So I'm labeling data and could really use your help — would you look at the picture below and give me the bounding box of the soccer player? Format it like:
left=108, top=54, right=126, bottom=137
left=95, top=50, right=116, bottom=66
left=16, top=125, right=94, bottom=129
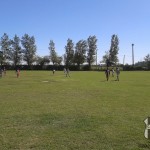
left=0, top=68, right=2, bottom=77
left=105, top=68, right=110, bottom=81
left=16, top=69, right=20, bottom=78
left=64, top=68, right=66, bottom=74
left=111, top=68, right=115, bottom=77
left=116, top=67, right=120, bottom=81
left=52, top=69, right=55, bottom=75
left=66, top=68, right=70, bottom=77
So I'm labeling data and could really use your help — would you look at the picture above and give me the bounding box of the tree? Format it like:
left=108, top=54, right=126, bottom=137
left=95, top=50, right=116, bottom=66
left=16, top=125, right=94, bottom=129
left=0, top=51, right=3, bottom=66
left=36, top=55, right=50, bottom=66
left=21, top=34, right=36, bottom=68
left=11, top=35, right=22, bottom=66
left=74, top=40, right=87, bottom=69
left=49, top=40, right=57, bottom=65
left=87, top=35, right=97, bottom=69
left=102, top=51, right=112, bottom=67
left=109, top=34, right=119, bottom=64
left=102, top=51, right=109, bottom=63
left=144, top=54, right=150, bottom=69
left=64, top=39, right=74, bottom=67
left=0, top=33, right=11, bottom=65
left=56, top=56, right=63, bottom=65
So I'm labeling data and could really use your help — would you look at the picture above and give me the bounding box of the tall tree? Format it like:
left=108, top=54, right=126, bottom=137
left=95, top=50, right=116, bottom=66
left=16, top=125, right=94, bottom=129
left=64, top=39, right=74, bottom=67
left=144, top=54, right=150, bottom=69
left=21, top=34, right=36, bottom=68
left=109, top=34, right=119, bottom=64
left=0, top=51, right=3, bottom=66
left=0, top=33, right=11, bottom=65
left=11, top=35, right=22, bottom=66
left=74, top=40, right=87, bottom=69
left=87, top=35, right=97, bottom=69
left=49, top=40, right=57, bottom=65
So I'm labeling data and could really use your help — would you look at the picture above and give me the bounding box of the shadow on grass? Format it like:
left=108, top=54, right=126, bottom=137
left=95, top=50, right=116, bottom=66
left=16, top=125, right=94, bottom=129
left=100, top=80, right=107, bottom=82
left=100, top=79, right=119, bottom=82
left=138, top=143, right=150, bottom=149
left=110, top=79, right=119, bottom=82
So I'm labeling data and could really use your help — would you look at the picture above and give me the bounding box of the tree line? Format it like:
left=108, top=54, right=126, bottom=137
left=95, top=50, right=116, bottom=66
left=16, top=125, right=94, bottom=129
left=1, top=33, right=149, bottom=70
left=0, top=33, right=99, bottom=69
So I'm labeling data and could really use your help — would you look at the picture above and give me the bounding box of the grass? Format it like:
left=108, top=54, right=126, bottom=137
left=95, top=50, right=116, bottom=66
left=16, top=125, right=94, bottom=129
left=0, top=70, right=150, bottom=150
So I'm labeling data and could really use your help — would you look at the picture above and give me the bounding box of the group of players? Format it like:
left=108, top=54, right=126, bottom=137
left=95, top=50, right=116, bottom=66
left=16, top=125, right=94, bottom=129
left=52, top=67, right=120, bottom=81
left=0, top=67, right=6, bottom=77
left=1, top=67, right=120, bottom=81
left=0, top=67, right=20, bottom=78
left=105, top=67, right=120, bottom=81
left=52, top=68, right=70, bottom=77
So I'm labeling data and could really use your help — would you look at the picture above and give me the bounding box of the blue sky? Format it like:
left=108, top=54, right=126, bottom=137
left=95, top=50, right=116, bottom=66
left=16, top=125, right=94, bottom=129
left=0, top=0, right=150, bottom=64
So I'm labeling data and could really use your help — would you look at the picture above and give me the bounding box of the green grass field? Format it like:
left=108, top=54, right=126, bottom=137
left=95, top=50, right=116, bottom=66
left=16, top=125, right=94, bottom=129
left=0, top=71, right=150, bottom=150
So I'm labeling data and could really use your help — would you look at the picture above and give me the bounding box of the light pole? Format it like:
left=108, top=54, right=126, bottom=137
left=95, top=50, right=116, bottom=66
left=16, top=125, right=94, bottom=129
left=132, top=44, right=134, bottom=66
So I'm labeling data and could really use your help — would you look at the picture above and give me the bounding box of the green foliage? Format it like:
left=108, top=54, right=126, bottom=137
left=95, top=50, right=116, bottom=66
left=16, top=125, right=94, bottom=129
left=49, top=40, right=58, bottom=65
left=102, top=51, right=109, bottom=63
left=87, top=35, right=97, bottom=69
left=0, top=33, right=11, bottom=65
left=144, top=54, right=150, bottom=69
left=56, top=56, right=63, bottom=65
left=0, top=51, right=3, bottom=65
left=21, top=34, right=37, bottom=67
left=109, top=34, right=119, bottom=64
left=36, top=56, right=50, bottom=67
left=10, top=35, right=22, bottom=66
left=74, top=40, right=87, bottom=69
left=64, top=39, right=74, bottom=67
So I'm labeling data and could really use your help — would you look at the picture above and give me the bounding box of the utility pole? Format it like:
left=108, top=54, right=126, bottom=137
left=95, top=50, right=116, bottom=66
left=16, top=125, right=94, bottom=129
left=132, top=44, right=134, bottom=66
